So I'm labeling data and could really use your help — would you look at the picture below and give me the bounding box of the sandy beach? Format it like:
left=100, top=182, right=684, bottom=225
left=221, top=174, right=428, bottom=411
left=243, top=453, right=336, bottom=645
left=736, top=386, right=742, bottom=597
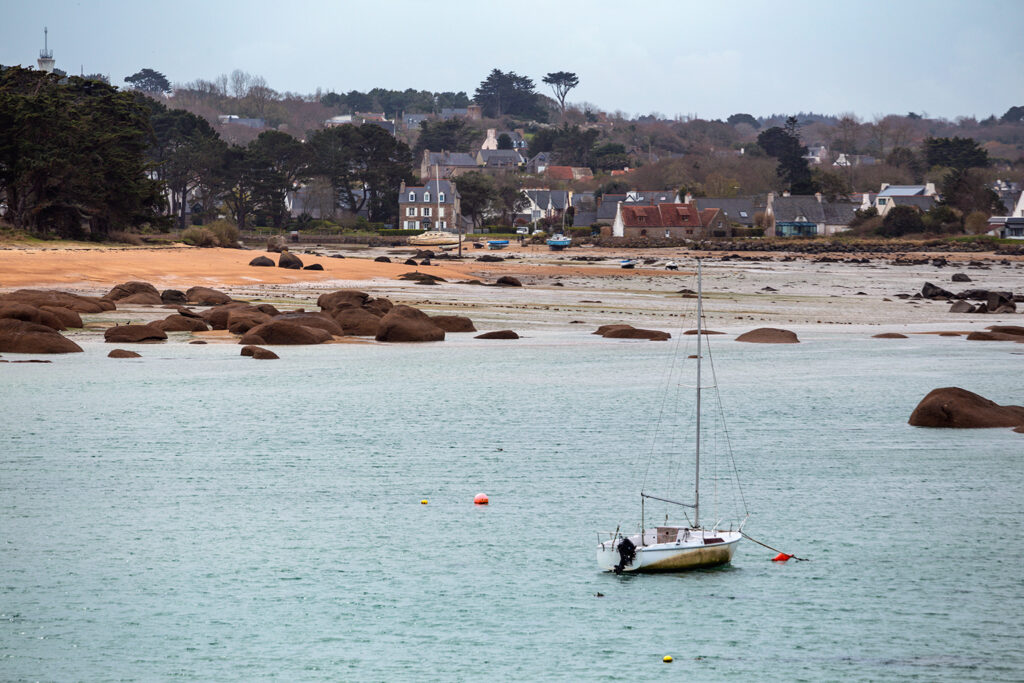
left=1, top=242, right=1022, bottom=334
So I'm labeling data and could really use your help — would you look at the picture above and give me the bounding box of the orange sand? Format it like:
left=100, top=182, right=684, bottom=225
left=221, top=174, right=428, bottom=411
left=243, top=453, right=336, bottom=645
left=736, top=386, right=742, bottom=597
left=0, top=247, right=474, bottom=290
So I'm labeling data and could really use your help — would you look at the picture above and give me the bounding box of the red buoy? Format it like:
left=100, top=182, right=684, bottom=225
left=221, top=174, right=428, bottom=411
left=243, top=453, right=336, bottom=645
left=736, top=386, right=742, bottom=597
left=772, top=552, right=792, bottom=562
left=473, top=493, right=489, bottom=505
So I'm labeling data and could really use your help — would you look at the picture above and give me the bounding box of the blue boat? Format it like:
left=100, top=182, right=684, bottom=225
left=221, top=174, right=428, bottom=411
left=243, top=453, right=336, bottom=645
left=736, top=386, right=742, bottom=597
left=488, top=240, right=509, bottom=250
left=546, top=234, right=572, bottom=250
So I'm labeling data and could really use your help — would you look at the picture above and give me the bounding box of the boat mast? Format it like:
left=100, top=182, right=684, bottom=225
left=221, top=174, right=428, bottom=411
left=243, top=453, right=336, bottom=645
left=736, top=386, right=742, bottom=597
left=694, top=259, right=702, bottom=528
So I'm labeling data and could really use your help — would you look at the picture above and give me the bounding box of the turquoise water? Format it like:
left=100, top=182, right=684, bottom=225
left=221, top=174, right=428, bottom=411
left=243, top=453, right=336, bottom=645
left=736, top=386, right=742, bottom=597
left=1, top=332, right=1022, bottom=681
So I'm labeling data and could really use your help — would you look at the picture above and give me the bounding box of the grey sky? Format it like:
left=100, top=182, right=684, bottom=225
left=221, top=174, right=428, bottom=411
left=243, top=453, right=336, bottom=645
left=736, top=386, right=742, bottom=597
left=3, top=0, right=1022, bottom=121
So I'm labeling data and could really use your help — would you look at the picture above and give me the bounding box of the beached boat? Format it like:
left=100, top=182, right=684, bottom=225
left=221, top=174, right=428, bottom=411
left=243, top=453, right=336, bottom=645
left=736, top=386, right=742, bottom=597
left=408, top=231, right=463, bottom=246
left=547, top=234, right=572, bottom=250
left=620, top=259, right=636, bottom=269
left=597, top=260, right=747, bottom=573
left=488, top=240, right=509, bottom=250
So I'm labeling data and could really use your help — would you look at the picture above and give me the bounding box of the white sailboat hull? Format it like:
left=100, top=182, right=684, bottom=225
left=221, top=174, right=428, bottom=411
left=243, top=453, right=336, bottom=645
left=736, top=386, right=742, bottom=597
left=597, top=528, right=741, bottom=573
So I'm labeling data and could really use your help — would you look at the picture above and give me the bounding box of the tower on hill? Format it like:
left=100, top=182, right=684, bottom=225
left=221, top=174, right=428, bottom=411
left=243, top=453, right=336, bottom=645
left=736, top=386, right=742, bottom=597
left=37, top=27, right=55, bottom=73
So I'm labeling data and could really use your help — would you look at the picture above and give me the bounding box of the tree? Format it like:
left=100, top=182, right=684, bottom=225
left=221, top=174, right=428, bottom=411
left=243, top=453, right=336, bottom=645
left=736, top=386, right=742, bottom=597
left=308, top=124, right=413, bottom=223
left=939, top=167, right=1005, bottom=216
left=218, top=145, right=260, bottom=229
left=494, top=175, right=528, bottom=225
left=124, top=68, right=171, bottom=94
left=590, top=142, right=629, bottom=171
left=757, top=116, right=816, bottom=194
left=0, top=67, right=165, bottom=238
left=964, top=210, right=990, bottom=235
left=474, top=69, right=547, bottom=121
left=726, top=113, right=759, bottom=129
left=922, top=136, right=989, bottom=170
left=413, top=118, right=479, bottom=156
left=454, top=172, right=497, bottom=228
left=812, top=168, right=852, bottom=201
left=496, top=133, right=513, bottom=150
left=542, top=71, right=579, bottom=120
left=1000, top=105, right=1024, bottom=124
left=247, top=130, right=311, bottom=228
left=879, top=205, right=924, bottom=237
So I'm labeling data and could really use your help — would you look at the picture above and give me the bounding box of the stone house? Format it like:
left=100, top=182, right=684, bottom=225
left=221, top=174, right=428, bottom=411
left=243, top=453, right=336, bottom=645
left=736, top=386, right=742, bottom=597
left=398, top=179, right=460, bottom=231
left=611, top=202, right=728, bottom=239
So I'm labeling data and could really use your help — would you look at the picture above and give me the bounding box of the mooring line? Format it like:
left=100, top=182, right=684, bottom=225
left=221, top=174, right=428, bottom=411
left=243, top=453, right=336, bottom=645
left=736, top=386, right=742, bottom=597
left=741, top=531, right=809, bottom=561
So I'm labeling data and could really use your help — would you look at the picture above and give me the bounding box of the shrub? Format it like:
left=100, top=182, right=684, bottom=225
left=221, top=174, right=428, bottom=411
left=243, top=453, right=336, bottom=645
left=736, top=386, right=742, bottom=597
left=181, top=226, right=217, bottom=247
left=207, top=219, right=240, bottom=247
left=878, top=205, right=924, bottom=237
left=108, top=230, right=143, bottom=246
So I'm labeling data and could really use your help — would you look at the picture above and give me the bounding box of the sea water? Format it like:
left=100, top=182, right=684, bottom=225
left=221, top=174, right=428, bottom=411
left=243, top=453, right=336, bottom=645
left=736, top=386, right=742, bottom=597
left=1, top=331, right=1022, bottom=681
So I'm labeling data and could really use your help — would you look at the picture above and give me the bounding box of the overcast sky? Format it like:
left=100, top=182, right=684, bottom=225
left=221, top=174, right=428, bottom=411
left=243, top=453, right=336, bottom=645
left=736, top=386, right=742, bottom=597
left=3, top=0, right=1022, bottom=121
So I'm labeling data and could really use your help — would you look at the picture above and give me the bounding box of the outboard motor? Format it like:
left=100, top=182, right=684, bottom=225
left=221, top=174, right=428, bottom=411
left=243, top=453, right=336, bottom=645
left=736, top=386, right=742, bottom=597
left=613, top=537, right=637, bottom=574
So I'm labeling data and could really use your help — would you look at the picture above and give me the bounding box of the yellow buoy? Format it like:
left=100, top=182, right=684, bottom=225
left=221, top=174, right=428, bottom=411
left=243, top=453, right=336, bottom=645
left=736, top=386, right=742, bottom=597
left=663, top=655, right=673, bottom=663
left=420, top=499, right=428, bottom=505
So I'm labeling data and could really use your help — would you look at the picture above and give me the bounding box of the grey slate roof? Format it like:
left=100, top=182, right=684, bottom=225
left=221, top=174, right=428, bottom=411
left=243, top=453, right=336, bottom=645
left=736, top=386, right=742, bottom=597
left=573, top=209, right=597, bottom=227
left=571, top=192, right=596, bottom=208
left=627, top=190, right=677, bottom=204
left=596, top=194, right=627, bottom=220
left=525, top=189, right=551, bottom=209
left=773, top=196, right=826, bottom=223
left=427, top=151, right=478, bottom=167
left=890, top=196, right=937, bottom=211
left=478, top=149, right=524, bottom=166
left=694, top=198, right=757, bottom=226
left=550, top=190, right=570, bottom=210
left=822, top=201, right=858, bottom=226
left=398, top=179, right=457, bottom=204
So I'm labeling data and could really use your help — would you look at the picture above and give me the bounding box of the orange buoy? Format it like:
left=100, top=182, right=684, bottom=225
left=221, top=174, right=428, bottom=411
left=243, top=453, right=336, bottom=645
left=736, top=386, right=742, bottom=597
left=772, top=552, right=793, bottom=562
left=473, top=493, right=489, bottom=505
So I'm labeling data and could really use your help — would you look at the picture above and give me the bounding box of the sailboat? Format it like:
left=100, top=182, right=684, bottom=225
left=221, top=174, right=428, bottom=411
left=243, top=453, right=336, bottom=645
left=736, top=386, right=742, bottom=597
left=597, top=260, right=747, bottom=573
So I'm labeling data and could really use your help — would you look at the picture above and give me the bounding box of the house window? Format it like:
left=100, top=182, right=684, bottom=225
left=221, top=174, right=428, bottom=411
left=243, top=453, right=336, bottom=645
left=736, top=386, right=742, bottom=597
left=686, top=229, right=694, bottom=235
left=664, top=230, right=670, bottom=238
left=405, top=220, right=417, bottom=229
left=408, top=192, right=415, bottom=202
left=437, top=220, right=447, bottom=229
left=424, top=192, right=430, bottom=202
left=406, top=207, right=417, bottom=217
left=878, top=198, right=887, bottom=205
left=438, top=207, right=445, bottom=217
left=422, top=207, right=432, bottom=217
left=438, top=192, right=445, bottom=202
left=739, top=211, right=748, bottom=218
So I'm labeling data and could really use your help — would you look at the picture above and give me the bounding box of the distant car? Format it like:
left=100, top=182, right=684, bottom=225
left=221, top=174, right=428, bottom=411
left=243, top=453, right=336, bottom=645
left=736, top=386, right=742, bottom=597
left=516, top=227, right=529, bottom=234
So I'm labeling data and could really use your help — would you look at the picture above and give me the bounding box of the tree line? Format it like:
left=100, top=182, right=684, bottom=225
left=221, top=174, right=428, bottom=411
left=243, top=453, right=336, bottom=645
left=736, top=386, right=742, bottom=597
left=0, top=66, right=414, bottom=239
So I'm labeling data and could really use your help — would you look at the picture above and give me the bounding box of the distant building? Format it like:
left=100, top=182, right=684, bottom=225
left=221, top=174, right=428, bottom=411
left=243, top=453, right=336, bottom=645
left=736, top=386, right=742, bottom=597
left=765, top=193, right=858, bottom=236
left=218, top=115, right=266, bottom=129
left=37, top=27, right=55, bottom=73
left=398, top=179, right=460, bottom=231
left=421, top=150, right=479, bottom=179
left=476, top=149, right=524, bottom=170
left=874, top=183, right=938, bottom=216
left=545, top=166, right=593, bottom=181
left=693, top=197, right=757, bottom=227
left=479, top=128, right=527, bottom=151
left=611, top=202, right=728, bottom=239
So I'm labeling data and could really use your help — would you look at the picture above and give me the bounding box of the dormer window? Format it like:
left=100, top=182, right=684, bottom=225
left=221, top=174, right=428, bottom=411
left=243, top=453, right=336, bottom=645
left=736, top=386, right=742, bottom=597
left=424, top=192, right=430, bottom=202
left=408, top=192, right=415, bottom=202
left=438, top=192, right=445, bottom=202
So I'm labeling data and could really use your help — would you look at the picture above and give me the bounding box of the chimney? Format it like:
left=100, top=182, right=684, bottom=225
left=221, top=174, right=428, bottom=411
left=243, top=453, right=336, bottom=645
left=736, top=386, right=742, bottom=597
left=782, top=190, right=791, bottom=197
left=880, top=183, right=890, bottom=192
left=684, top=192, right=693, bottom=204
left=400, top=180, right=406, bottom=193
left=815, top=192, right=822, bottom=203
left=924, top=182, right=936, bottom=196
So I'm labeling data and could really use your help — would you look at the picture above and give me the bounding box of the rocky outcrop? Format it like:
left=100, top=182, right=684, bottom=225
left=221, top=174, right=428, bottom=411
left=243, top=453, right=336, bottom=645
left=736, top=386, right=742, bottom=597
left=374, top=256, right=392, bottom=263
left=39, top=306, right=83, bottom=329
left=0, top=303, right=67, bottom=330
left=117, top=291, right=163, bottom=305
left=965, top=331, right=1024, bottom=342
left=161, top=289, right=187, bottom=305
left=317, top=289, right=371, bottom=312
left=908, top=387, right=1024, bottom=429
left=431, top=315, right=476, bottom=332
left=601, top=326, right=671, bottom=341
left=103, top=281, right=160, bottom=302
left=374, top=305, right=445, bottom=342
left=0, top=319, right=83, bottom=354
left=921, top=282, right=955, bottom=300
left=495, top=276, right=522, bottom=287
left=951, top=273, right=972, bottom=282
left=988, top=325, right=1024, bottom=338
left=949, top=300, right=975, bottom=313
left=399, top=271, right=446, bottom=283
left=267, top=235, right=286, bottom=253
left=736, top=328, right=800, bottom=344
left=186, top=286, right=232, bottom=306
left=593, top=324, right=633, bottom=336
left=987, top=291, right=1016, bottom=314
left=683, top=329, right=725, bottom=335
left=303, top=263, right=324, bottom=270
left=332, top=307, right=382, bottom=336
left=240, top=321, right=332, bottom=345
left=225, top=309, right=273, bottom=334
left=1, top=289, right=114, bottom=313
left=363, top=298, right=393, bottom=316
left=108, top=349, right=141, bottom=358
left=475, top=330, right=519, bottom=339
left=241, top=345, right=278, bottom=359
left=273, top=312, right=344, bottom=336
left=103, top=324, right=168, bottom=343
left=279, top=251, right=303, bottom=269
left=872, top=332, right=908, bottom=339
left=249, top=255, right=275, bottom=267
left=150, top=314, right=210, bottom=332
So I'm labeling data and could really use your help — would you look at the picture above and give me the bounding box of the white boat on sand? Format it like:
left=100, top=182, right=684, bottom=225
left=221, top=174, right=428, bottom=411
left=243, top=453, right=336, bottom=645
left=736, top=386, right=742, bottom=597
left=597, top=260, right=747, bottom=573
left=408, top=231, right=464, bottom=246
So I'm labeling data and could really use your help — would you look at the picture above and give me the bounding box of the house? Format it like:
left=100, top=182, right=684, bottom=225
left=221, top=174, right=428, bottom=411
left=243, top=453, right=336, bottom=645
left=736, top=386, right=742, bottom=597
left=476, top=149, right=524, bottom=170
left=611, top=202, right=729, bottom=239
left=833, top=153, right=876, bottom=167
left=1013, top=188, right=1024, bottom=218
left=440, top=105, right=482, bottom=120
left=874, top=183, right=938, bottom=216
left=218, top=115, right=266, bottom=129
left=479, top=128, right=527, bottom=151
left=693, top=198, right=757, bottom=227
left=286, top=185, right=368, bottom=220
left=804, top=145, right=829, bottom=165
left=765, top=193, right=858, bottom=236
left=595, top=194, right=627, bottom=225
left=402, top=113, right=431, bottom=130
left=627, top=190, right=678, bottom=204
left=526, top=152, right=551, bottom=175
left=987, top=216, right=1024, bottom=239
left=398, top=179, right=460, bottom=231
left=546, top=166, right=594, bottom=182
left=521, top=189, right=571, bottom=222
left=420, top=150, right=479, bottom=179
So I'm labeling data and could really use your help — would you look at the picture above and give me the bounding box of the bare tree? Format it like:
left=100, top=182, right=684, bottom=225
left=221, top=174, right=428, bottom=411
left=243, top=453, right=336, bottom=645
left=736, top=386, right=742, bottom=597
left=229, top=69, right=252, bottom=99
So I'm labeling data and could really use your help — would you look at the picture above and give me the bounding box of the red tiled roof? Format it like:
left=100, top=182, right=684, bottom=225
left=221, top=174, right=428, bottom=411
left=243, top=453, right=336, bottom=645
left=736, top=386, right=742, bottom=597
left=620, top=203, right=706, bottom=228
left=546, top=166, right=575, bottom=180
